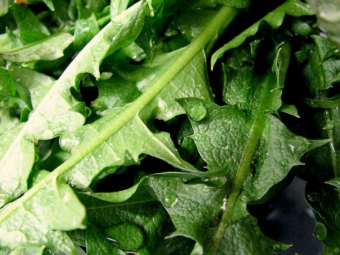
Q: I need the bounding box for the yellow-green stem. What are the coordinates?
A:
[0,3,238,225]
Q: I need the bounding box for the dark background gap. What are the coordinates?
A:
[248,177,323,255]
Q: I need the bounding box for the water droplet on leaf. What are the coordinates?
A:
[315,222,327,240]
[307,192,320,202]
[193,134,201,141]
[163,192,178,208]
[186,101,208,121]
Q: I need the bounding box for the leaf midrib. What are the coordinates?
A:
[0,4,238,228]
[206,73,277,255]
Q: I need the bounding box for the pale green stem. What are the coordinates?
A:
[0,4,238,223]
[206,74,275,255]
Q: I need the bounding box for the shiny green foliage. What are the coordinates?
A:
[0,0,339,254]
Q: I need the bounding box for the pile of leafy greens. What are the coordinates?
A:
[1,0,340,254]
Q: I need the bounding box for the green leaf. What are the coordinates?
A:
[308,0,340,48]
[0,2,146,206]
[110,0,130,19]
[148,176,291,254]
[91,71,141,111]
[11,4,50,43]
[0,123,35,204]
[0,177,85,253]
[86,225,124,255]
[0,33,74,62]
[217,0,249,8]
[60,47,218,188]
[177,39,326,254]
[148,176,225,251]
[211,0,315,68]
[60,109,198,188]
[279,104,300,118]
[302,35,340,93]
[216,201,291,255]
[25,0,55,11]
[105,223,144,251]
[0,0,9,17]
[306,182,340,254]
[0,3,239,253]
[8,66,55,110]
[0,68,16,101]
[2,246,45,255]
[0,28,24,53]
[74,14,100,52]
[0,108,19,134]
[98,49,212,121]
[80,194,170,254]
